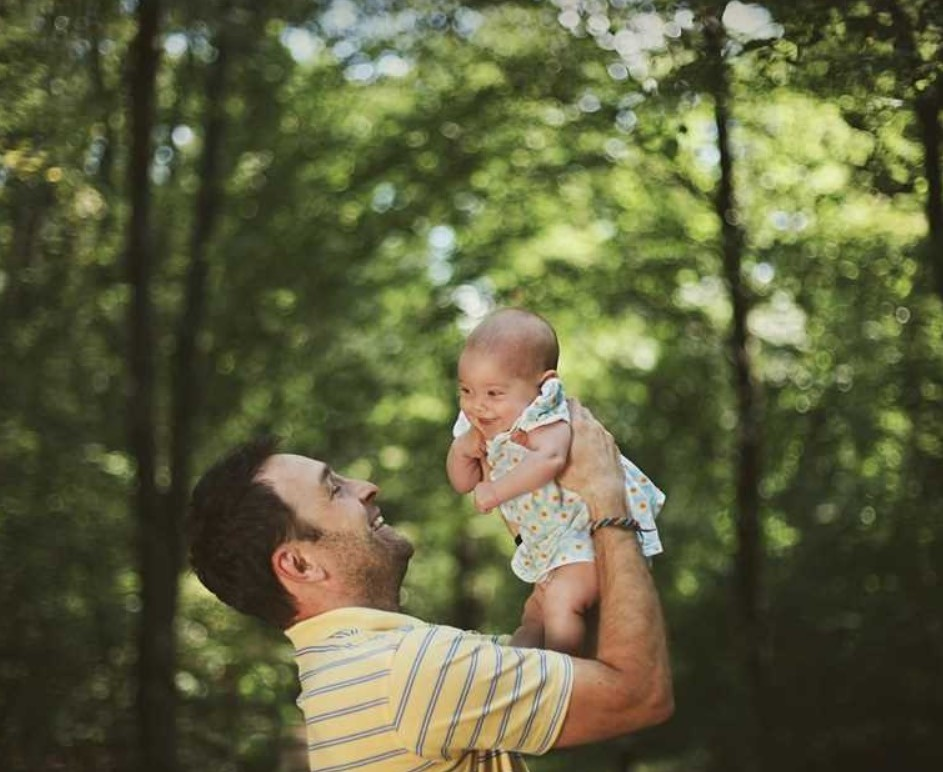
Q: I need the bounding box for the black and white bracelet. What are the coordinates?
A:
[589,516,648,535]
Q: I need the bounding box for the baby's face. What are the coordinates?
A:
[457,350,542,439]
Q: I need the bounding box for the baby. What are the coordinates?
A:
[447,308,664,655]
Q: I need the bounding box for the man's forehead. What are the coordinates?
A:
[256,453,329,492]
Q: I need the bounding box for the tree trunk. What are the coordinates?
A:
[916,85,943,301]
[704,16,767,769]
[885,0,943,301]
[167,15,232,590]
[125,2,173,770]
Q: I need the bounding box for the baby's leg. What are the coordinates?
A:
[510,583,546,649]
[540,561,599,656]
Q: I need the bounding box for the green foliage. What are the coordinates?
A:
[1,0,941,770]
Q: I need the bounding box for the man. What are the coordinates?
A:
[188,401,673,771]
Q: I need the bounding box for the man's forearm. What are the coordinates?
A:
[593,524,672,719]
[584,477,671,726]
[551,400,673,747]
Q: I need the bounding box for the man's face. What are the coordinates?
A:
[260,454,413,609]
[458,349,541,439]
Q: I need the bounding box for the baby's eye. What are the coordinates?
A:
[487,390,504,398]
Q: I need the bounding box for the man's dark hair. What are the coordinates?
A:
[187,436,320,628]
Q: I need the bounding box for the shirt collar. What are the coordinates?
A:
[284,606,424,648]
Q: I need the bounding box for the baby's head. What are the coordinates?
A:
[458,309,559,439]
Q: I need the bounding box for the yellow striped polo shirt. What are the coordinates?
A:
[285,607,574,771]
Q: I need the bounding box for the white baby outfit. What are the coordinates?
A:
[453,378,664,583]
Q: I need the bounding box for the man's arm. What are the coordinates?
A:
[473,421,570,511]
[553,400,673,747]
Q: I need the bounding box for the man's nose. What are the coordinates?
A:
[356,480,379,502]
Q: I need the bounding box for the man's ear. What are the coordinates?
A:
[272,541,327,584]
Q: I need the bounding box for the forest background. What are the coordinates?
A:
[1,0,941,770]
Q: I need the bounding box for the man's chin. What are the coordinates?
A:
[395,533,415,561]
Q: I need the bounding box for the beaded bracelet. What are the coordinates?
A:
[589,516,646,535]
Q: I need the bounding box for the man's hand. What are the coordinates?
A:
[558,399,626,517]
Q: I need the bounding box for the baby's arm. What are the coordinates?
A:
[447,427,487,494]
[474,421,571,512]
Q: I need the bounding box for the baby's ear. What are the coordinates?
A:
[539,369,559,385]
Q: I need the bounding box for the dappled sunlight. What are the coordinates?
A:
[3,0,942,770]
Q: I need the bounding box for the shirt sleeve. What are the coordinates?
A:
[388,625,574,760]
[516,378,569,433]
[452,410,472,438]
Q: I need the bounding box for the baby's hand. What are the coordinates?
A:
[473,481,500,512]
[457,427,488,460]
[510,429,530,448]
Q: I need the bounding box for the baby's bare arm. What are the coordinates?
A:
[447,429,486,494]
[474,421,570,511]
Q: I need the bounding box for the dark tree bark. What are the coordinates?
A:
[885,0,943,301]
[916,85,943,301]
[704,15,768,769]
[166,9,232,623]
[125,2,172,770]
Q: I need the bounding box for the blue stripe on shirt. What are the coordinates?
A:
[538,654,572,751]
[295,640,364,655]
[466,644,502,748]
[305,697,387,725]
[516,650,547,747]
[416,634,464,754]
[494,649,524,747]
[298,643,398,682]
[307,723,396,752]
[393,627,438,728]
[299,668,390,700]
[440,643,480,757]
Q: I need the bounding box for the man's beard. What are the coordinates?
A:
[326,529,413,611]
